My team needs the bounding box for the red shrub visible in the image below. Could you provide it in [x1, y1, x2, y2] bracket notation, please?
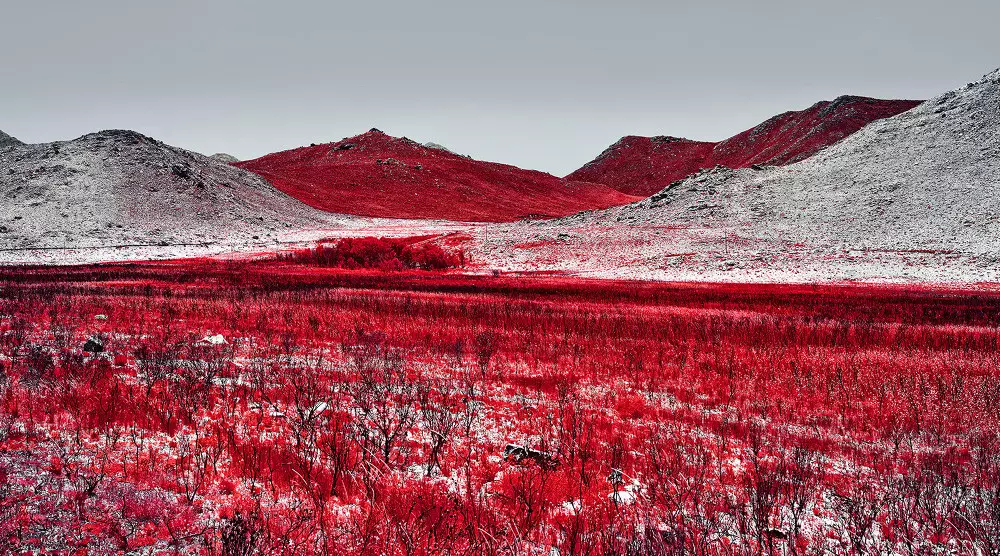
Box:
[279, 236, 462, 270]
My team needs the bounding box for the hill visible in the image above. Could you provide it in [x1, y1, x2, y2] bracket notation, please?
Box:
[568, 96, 922, 197]
[481, 70, 1000, 283]
[235, 129, 640, 222]
[0, 130, 23, 148]
[0, 129, 341, 262]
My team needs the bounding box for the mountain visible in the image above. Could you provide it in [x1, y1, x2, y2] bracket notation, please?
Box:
[234, 129, 640, 222]
[568, 96, 922, 197]
[482, 70, 1000, 282]
[0, 130, 23, 149]
[0, 130, 339, 260]
[210, 153, 240, 163]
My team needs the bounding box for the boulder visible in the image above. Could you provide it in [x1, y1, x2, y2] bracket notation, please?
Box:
[503, 443, 558, 469]
[171, 163, 193, 179]
[83, 335, 104, 353]
[209, 153, 239, 163]
[197, 334, 227, 346]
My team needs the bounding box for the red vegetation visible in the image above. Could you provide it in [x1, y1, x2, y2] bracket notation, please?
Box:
[235, 130, 640, 222]
[278, 236, 463, 270]
[568, 96, 922, 197]
[1, 262, 999, 554]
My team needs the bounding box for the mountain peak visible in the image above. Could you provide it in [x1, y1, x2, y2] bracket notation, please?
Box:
[0, 129, 24, 147]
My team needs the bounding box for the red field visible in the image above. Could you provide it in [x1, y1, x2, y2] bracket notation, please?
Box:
[568, 97, 922, 197]
[235, 130, 639, 222]
[1, 261, 999, 554]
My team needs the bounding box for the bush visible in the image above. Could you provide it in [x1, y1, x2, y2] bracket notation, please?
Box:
[279, 237, 462, 271]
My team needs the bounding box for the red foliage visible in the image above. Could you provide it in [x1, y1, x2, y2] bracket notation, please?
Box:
[0, 263, 999, 554]
[568, 97, 922, 196]
[234, 129, 640, 222]
[278, 236, 463, 271]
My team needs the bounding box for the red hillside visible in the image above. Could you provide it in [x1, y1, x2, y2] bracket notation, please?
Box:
[568, 96, 922, 197]
[235, 130, 640, 222]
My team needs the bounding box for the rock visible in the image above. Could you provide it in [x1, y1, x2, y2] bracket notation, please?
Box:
[333, 143, 356, 152]
[83, 335, 104, 353]
[423, 142, 453, 153]
[94, 314, 108, 321]
[209, 153, 239, 163]
[197, 334, 227, 346]
[764, 529, 788, 540]
[503, 443, 558, 469]
[171, 163, 193, 179]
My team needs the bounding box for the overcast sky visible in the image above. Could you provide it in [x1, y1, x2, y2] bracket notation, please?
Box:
[2, 0, 999, 175]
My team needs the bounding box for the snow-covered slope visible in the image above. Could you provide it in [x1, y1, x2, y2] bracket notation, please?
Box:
[0, 130, 350, 263]
[477, 69, 1000, 283]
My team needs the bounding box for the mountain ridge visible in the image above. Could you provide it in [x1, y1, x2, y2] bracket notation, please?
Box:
[568, 96, 922, 197]
[477, 69, 1000, 283]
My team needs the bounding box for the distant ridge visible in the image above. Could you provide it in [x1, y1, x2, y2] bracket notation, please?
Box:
[569, 96, 922, 197]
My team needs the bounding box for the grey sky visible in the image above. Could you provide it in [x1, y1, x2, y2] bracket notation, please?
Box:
[2, 0, 998, 175]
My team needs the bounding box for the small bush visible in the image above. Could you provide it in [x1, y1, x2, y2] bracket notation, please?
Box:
[279, 237, 462, 271]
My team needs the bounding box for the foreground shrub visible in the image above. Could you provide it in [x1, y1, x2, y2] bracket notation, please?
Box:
[279, 236, 463, 270]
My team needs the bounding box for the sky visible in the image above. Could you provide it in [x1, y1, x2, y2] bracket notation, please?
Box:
[2, 0, 999, 176]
